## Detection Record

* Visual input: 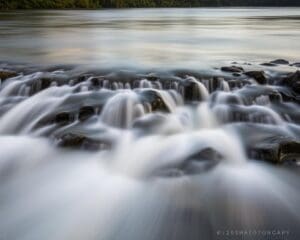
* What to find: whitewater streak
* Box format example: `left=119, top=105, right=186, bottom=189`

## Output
left=0, top=62, right=299, bottom=240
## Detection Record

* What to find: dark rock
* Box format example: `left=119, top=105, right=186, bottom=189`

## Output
left=90, top=77, right=101, bottom=88
left=244, top=71, right=267, bottom=84
left=180, top=78, right=208, bottom=102
left=282, top=71, right=300, bottom=93
left=248, top=141, right=300, bottom=164
left=40, top=78, right=52, bottom=90
left=140, top=90, right=171, bottom=112
left=78, top=106, right=95, bottom=121
left=269, top=92, right=282, bottom=103
left=158, top=147, right=222, bottom=178
left=270, top=59, right=289, bottom=65
left=55, top=112, right=74, bottom=125
left=232, top=73, right=241, bottom=77
left=0, top=70, right=17, bottom=81
left=279, top=141, right=300, bottom=163
left=221, top=66, right=244, bottom=73
left=260, top=62, right=276, bottom=67
left=57, top=133, right=102, bottom=151
left=291, top=62, right=300, bottom=68
left=146, top=73, right=158, bottom=81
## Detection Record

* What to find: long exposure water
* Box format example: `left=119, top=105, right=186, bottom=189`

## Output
left=0, top=8, right=300, bottom=67
left=0, top=7, right=300, bottom=240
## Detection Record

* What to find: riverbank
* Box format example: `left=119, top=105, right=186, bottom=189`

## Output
left=1, top=0, right=300, bottom=10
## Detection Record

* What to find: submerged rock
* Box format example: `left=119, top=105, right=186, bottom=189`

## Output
left=153, top=147, right=222, bottom=178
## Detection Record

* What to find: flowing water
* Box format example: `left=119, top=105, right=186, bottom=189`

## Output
left=0, top=8, right=300, bottom=240
left=0, top=8, right=300, bottom=67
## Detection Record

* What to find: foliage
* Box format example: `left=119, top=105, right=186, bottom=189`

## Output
left=1, top=0, right=299, bottom=9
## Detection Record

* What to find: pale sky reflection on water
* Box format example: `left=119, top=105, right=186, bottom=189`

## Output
left=0, top=8, right=299, bottom=68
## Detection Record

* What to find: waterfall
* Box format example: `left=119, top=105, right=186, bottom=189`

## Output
left=0, top=64, right=299, bottom=240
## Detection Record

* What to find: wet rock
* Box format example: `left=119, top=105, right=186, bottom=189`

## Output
left=40, top=78, right=52, bottom=90
left=248, top=141, right=300, bottom=164
left=140, top=90, right=171, bottom=112
left=248, top=145, right=278, bottom=163
left=78, top=106, right=95, bottom=121
left=155, top=147, right=222, bottom=178
left=221, top=66, right=244, bottom=73
left=279, top=141, right=300, bottom=163
left=146, top=73, right=159, bottom=81
left=0, top=70, right=17, bottom=81
left=55, top=112, right=74, bottom=125
left=291, top=62, right=300, bottom=68
left=57, top=133, right=102, bottom=151
left=232, top=73, right=241, bottom=77
left=29, top=78, right=53, bottom=95
left=260, top=62, right=277, bottom=67
left=269, top=92, right=282, bottom=103
left=180, top=79, right=207, bottom=102
left=270, top=59, right=289, bottom=65
left=244, top=71, right=267, bottom=84
left=90, top=77, right=101, bottom=88
left=282, top=71, right=300, bottom=93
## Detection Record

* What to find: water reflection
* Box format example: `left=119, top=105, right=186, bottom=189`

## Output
left=0, top=8, right=299, bottom=67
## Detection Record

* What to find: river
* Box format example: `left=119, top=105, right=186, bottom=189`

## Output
left=0, top=8, right=300, bottom=240
left=0, top=8, right=300, bottom=67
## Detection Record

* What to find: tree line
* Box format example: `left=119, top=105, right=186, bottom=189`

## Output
left=1, top=0, right=300, bottom=9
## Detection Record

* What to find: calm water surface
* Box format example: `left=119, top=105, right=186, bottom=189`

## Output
left=0, top=8, right=300, bottom=67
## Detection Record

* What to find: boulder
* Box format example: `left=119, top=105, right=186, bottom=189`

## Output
left=0, top=70, right=17, bottom=81
left=291, top=62, right=300, bottom=68
left=221, top=66, right=244, bottom=73
left=55, top=112, right=74, bottom=125
left=244, top=71, right=267, bottom=85
left=57, top=133, right=100, bottom=150
left=282, top=71, right=300, bottom=93
left=248, top=141, right=300, bottom=164
left=78, top=106, right=95, bottom=121
left=270, top=59, right=289, bottom=65
left=260, top=62, right=276, bottom=67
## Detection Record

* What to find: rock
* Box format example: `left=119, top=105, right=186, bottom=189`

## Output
left=0, top=70, right=17, bottom=81
left=279, top=141, right=300, bottom=163
left=55, top=112, right=74, bottom=125
left=291, top=62, right=300, bottom=68
left=232, top=73, right=241, bottom=77
left=180, top=78, right=208, bottom=102
left=260, top=62, right=276, bottom=67
left=78, top=106, right=95, bottom=121
left=244, top=71, right=267, bottom=84
left=248, top=141, right=300, bottom=164
left=221, top=66, right=244, bottom=73
left=248, top=145, right=278, bottom=163
left=146, top=73, right=158, bottom=81
left=140, top=90, right=171, bottom=112
left=269, top=92, right=282, bottom=103
left=270, top=59, right=289, bottom=65
left=282, top=71, right=300, bottom=93
left=57, top=133, right=101, bottom=151
left=90, top=77, right=101, bottom=88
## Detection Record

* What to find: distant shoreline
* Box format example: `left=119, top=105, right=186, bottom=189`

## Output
left=1, top=6, right=300, bottom=10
